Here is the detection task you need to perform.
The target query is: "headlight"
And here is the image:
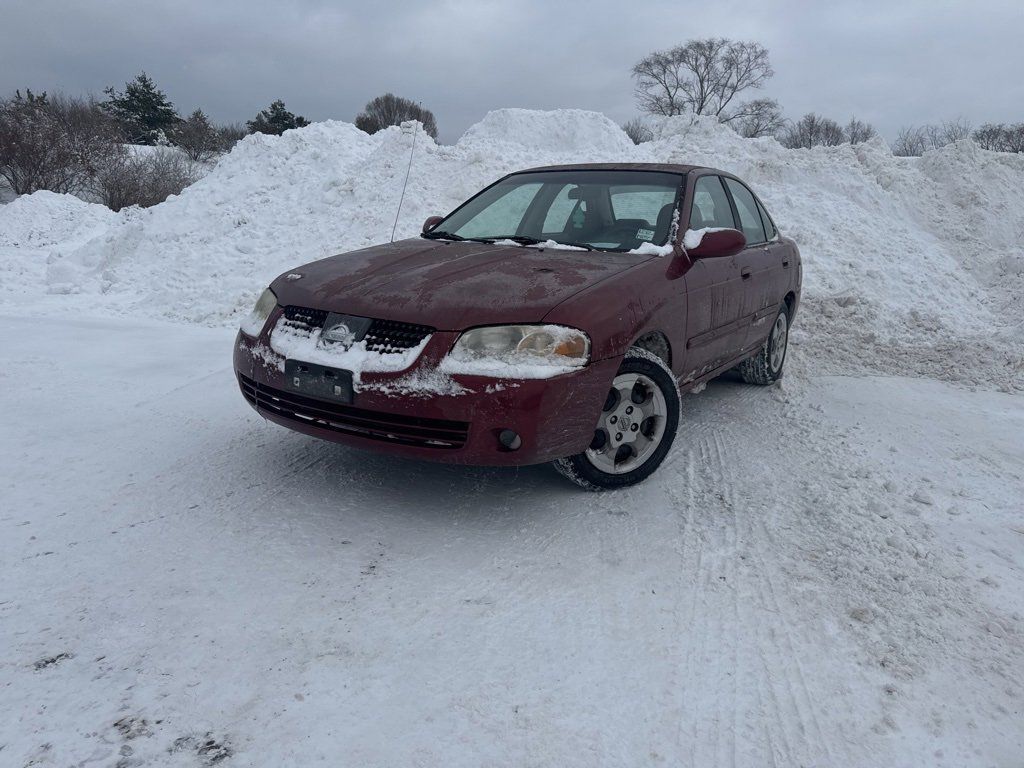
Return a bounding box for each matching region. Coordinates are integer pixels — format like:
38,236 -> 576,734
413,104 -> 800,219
448,324 -> 590,375
240,287 -> 277,337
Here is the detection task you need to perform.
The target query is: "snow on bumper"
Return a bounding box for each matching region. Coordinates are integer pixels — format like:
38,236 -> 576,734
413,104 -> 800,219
234,325 -> 618,466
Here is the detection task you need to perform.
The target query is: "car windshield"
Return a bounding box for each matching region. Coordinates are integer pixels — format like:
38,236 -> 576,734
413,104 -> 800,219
426,170 -> 683,252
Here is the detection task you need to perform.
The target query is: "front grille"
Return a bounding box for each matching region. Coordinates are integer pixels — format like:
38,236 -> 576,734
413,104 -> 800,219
363,319 -> 434,353
283,305 -> 328,328
238,373 -> 468,449
281,306 -> 434,353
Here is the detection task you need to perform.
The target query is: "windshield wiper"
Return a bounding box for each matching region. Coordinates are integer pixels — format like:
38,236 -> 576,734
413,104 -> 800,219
554,240 -> 596,251
494,235 -> 595,251
421,231 -> 501,244
421,230 -> 466,241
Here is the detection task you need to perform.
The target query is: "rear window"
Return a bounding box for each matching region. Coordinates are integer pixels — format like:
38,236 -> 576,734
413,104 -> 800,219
690,176 -> 736,230
610,185 -> 677,223
724,178 -> 767,245
756,198 -> 777,239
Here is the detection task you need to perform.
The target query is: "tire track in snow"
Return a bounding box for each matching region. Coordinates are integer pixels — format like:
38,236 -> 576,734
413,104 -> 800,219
659,387 -> 798,768
661,381 -> 846,767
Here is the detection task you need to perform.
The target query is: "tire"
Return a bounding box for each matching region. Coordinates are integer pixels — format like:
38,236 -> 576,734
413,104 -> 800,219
553,347 -> 680,491
737,303 -> 790,385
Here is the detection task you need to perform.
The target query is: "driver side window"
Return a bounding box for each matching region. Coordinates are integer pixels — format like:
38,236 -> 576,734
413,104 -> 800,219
457,183 -> 542,238
542,184 -> 581,233
689,176 -> 735,230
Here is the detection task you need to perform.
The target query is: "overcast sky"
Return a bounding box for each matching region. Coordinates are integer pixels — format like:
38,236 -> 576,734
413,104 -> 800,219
3,0 -> 1022,144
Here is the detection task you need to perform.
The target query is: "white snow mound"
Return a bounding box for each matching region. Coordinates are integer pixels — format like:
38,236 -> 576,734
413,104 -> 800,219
0,109 -> 1021,389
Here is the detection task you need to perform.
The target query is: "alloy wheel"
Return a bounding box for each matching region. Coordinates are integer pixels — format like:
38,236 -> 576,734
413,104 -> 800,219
770,312 -> 788,373
585,372 -> 668,474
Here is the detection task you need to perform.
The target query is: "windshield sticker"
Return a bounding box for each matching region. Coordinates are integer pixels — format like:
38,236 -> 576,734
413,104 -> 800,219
637,228 -> 656,241
571,208 -> 586,229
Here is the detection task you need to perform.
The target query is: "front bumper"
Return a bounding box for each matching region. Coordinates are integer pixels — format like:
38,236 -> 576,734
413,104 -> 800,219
233,326 -> 619,466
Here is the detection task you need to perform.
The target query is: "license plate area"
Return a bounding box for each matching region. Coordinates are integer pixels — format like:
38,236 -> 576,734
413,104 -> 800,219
284,360 -> 354,404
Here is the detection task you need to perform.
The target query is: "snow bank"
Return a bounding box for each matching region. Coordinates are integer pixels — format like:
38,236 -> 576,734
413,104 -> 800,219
0,191 -> 117,298
1,109 -> 1021,388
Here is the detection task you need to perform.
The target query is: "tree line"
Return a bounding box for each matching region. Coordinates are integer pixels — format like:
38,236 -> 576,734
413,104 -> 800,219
5,53 -> 1021,209
0,72 -> 438,208
625,38 -> 1024,157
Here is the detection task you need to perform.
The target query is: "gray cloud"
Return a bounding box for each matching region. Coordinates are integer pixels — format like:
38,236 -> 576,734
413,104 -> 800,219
2,0 -> 1022,144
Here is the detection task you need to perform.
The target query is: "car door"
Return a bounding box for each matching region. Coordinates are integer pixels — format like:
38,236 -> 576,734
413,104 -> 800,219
722,177 -> 779,349
681,174 -> 748,381
754,194 -> 793,322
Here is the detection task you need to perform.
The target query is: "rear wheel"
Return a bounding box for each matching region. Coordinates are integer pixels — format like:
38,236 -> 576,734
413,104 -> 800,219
554,348 -> 680,491
737,304 -> 789,385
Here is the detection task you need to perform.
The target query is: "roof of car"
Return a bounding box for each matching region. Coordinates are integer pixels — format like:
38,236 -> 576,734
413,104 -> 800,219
518,162 -> 720,176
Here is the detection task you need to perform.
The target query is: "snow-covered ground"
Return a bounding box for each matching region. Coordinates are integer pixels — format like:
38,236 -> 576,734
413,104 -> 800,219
1,110 -> 1022,766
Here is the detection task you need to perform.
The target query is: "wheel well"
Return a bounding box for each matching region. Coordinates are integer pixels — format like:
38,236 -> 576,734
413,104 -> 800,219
631,331 -> 671,367
784,291 -> 795,313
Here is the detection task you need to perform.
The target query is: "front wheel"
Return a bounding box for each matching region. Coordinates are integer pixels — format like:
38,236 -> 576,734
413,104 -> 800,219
553,347 -> 680,491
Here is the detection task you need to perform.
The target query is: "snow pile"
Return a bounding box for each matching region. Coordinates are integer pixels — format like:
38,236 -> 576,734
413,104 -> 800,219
0,191 -> 117,297
459,107 -> 635,157
1,109 -> 1021,388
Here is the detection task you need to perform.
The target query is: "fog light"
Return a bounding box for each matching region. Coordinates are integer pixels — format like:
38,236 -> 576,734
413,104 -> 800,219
498,429 -> 522,451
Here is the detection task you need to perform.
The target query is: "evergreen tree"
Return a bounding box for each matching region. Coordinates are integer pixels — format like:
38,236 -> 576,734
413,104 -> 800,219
102,72 -> 180,145
246,100 -> 309,135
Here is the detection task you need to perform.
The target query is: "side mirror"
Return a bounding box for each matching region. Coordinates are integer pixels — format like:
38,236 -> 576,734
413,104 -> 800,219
685,228 -> 746,259
422,215 -> 444,234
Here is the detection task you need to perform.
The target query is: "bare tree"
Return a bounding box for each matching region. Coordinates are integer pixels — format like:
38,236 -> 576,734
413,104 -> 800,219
892,125 -> 928,156
1006,124 -> 1024,153
780,113 -> 846,149
844,117 -> 876,144
216,123 -> 247,152
92,146 -> 199,211
923,118 -> 972,149
972,122 -> 1024,153
621,117 -> 653,144
894,118 -> 974,156
632,39 -> 774,124
734,98 -> 785,138
355,93 -> 438,139
170,109 -> 221,162
0,90 -> 121,195
972,123 -> 1005,151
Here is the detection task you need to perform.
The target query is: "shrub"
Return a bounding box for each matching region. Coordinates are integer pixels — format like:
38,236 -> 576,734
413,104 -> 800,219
92,146 -> 198,211
170,109 -> 220,162
0,90 -> 121,195
780,113 -> 846,148
733,98 -> 785,138
622,117 -> 653,144
971,123 -> 1024,153
355,93 -> 438,139
215,122 -> 247,152
893,119 -> 973,156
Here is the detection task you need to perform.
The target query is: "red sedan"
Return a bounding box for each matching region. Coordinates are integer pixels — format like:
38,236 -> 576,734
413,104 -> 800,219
234,164 -> 801,489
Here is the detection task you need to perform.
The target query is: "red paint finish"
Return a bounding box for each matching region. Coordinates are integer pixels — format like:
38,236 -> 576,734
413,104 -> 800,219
235,163 -> 801,465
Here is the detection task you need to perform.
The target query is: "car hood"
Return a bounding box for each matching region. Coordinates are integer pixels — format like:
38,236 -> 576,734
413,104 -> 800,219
269,238 -> 654,330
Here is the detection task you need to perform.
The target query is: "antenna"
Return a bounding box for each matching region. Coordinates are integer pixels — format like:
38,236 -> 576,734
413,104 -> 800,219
390,119 -> 419,242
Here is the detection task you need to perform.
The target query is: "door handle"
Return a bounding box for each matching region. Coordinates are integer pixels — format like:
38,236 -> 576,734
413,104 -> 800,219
741,268 -> 752,280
